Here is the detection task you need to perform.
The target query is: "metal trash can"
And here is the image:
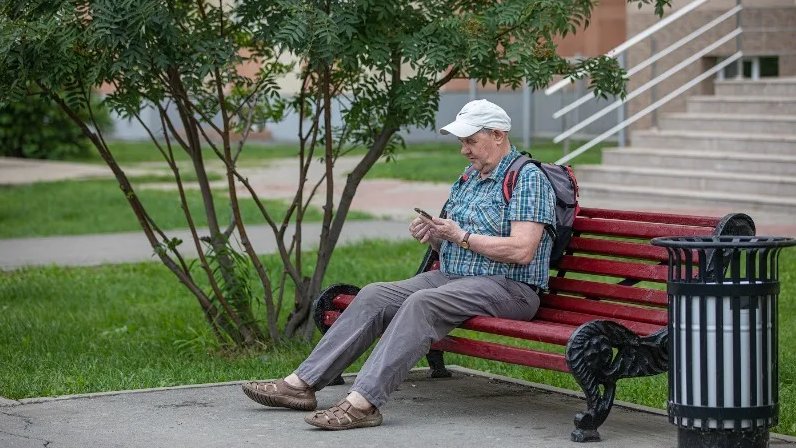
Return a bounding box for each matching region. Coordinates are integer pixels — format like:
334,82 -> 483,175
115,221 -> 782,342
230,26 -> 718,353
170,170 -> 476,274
651,236 -> 795,448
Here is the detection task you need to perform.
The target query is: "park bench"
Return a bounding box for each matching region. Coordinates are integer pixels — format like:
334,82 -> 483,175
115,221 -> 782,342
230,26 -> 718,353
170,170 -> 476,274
313,207 -> 755,442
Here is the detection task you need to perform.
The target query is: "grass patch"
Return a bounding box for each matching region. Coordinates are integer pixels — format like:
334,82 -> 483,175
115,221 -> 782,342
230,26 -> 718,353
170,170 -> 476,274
70,140 -> 304,166
0,239 -> 428,399
72,139 -> 601,185
0,179 -> 371,238
1,240 -> 794,435
366,140 -> 604,183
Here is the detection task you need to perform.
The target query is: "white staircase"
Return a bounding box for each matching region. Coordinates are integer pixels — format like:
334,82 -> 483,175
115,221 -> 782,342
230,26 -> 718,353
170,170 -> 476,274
577,78 -> 796,217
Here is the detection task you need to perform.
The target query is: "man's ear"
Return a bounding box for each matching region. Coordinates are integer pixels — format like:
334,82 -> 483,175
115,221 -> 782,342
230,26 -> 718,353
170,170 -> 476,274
493,129 -> 506,144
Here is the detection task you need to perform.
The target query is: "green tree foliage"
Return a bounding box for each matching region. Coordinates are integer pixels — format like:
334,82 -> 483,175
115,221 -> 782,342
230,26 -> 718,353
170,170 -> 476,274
0,85 -> 111,160
0,0 -> 669,346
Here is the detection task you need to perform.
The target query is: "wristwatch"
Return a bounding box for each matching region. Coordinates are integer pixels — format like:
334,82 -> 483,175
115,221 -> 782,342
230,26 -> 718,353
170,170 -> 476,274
458,231 -> 471,250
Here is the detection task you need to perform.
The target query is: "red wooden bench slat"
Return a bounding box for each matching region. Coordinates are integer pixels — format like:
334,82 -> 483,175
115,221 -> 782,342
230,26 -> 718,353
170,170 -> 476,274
573,217 -> 714,239
432,336 -> 570,372
459,316 -> 574,346
324,310 -> 341,328
324,309 -> 576,346
567,236 -> 671,262
534,308 -> 663,336
578,207 -> 720,228
547,277 -> 668,307
332,294 -> 355,308
556,255 -> 668,282
541,294 -> 667,326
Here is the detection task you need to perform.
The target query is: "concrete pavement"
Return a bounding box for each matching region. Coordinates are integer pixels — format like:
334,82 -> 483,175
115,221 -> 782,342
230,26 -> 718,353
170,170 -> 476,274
6,367 -> 795,448
0,221 -> 414,270
1,154 -> 794,270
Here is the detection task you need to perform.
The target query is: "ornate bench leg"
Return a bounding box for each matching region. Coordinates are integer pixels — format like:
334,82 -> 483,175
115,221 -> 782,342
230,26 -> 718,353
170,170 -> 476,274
426,349 -> 452,378
312,284 -> 362,387
565,321 -> 668,443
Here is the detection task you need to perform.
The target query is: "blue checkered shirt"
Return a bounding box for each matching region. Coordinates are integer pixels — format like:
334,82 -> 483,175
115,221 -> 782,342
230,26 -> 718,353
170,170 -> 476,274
439,146 -> 556,288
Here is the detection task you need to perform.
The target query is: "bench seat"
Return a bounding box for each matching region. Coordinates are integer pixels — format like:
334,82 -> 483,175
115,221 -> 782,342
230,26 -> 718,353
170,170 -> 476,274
313,207 -> 755,442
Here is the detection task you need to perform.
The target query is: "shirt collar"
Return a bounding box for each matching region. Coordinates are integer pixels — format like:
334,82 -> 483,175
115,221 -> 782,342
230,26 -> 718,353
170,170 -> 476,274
480,145 -> 520,182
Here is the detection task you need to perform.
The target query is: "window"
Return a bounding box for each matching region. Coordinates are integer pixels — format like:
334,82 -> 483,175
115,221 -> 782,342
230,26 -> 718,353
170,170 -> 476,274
716,56 -> 779,80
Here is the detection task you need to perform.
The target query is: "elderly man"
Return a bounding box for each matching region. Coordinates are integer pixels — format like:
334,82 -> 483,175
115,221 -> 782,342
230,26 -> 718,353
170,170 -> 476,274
242,99 -> 556,430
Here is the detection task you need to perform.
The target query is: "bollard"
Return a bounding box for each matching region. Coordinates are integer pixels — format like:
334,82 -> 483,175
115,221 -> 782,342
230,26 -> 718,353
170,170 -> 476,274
651,236 -> 795,448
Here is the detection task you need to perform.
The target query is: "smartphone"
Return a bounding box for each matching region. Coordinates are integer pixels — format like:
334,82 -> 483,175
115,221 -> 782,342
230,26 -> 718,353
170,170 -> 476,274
414,207 -> 433,219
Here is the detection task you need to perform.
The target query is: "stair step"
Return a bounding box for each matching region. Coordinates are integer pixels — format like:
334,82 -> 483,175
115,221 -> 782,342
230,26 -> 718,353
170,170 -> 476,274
601,148 -> 796,175
687,95 -> 796,115
578,182 -> 796,216
715,78 -> 796,97
631,130 -> 796,155
576,165 -> 796,196
659,113 -> 796,135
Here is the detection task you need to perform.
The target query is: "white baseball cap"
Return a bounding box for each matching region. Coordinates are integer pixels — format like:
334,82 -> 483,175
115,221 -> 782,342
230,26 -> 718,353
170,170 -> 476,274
440,99 -> 511,138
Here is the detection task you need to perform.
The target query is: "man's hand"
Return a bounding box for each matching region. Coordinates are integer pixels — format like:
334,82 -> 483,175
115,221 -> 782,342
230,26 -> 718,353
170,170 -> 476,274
409,216 -> 437,246
419,216 -> 465,244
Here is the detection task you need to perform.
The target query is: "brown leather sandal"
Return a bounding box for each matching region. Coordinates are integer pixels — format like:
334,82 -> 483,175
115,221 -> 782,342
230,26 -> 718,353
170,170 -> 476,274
241,379 -> 317,411
304,399 -> 383,430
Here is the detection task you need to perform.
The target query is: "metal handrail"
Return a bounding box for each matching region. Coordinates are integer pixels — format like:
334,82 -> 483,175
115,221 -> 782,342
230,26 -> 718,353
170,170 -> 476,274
544,0 -> 709,95
555,52 -> 742,165
547,0 -> 744,165
553,5 -> 743,120
553,28 -> 742,144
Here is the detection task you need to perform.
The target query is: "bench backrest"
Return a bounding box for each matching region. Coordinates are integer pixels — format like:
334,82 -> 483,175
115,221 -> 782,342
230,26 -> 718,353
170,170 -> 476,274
416,208 -> 756,334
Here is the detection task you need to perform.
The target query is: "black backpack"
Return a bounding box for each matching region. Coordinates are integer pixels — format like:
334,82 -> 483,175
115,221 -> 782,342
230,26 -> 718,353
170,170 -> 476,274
459,152 -> 580,266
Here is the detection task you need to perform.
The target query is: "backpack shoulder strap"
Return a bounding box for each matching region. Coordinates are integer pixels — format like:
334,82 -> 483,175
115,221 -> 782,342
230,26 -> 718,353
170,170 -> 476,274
506,152 -> 557,240
502,153 -> 533,203
458,164 -> 478,184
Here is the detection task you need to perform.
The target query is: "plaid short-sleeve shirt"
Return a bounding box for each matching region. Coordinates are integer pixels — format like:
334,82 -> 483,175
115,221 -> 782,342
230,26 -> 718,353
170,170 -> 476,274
439,146 -> 556,288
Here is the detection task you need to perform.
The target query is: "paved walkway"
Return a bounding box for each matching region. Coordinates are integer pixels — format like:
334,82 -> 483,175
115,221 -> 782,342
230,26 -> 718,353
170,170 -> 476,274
1,155 -> 794,270
0,221 -> 413,270
3,367 -> 794,448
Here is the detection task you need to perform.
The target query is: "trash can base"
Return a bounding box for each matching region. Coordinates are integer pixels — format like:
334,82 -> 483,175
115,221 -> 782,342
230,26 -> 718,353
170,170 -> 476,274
571,428 -> 600,443
677,427 -> 768,448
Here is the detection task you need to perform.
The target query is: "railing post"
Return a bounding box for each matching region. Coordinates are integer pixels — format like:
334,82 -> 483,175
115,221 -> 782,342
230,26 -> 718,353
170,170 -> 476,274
650,37 -> 658,128
617,52 -> 627,148
468,78 -> 477,101
562,85 -> 570,155
736,0 -> 743,79
574,66 -> 583,143
522,80 -> 533,151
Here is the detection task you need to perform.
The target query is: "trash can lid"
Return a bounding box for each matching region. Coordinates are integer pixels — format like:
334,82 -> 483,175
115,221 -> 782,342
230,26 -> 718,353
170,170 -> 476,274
651,236 -> 796,249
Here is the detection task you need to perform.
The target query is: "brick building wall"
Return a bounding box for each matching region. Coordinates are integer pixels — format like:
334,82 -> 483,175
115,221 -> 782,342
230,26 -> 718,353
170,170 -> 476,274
444,0 -> 628,93
626,0 -> 796,131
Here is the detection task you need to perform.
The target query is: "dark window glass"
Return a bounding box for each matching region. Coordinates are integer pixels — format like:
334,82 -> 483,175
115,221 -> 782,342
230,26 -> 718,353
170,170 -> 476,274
760,56 -> 779,77
742,60 -> 753,78
723,60 -> 739,79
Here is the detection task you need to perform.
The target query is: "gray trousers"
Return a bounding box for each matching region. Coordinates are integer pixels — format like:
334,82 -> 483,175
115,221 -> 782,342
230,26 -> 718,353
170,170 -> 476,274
295,270 -> 540,409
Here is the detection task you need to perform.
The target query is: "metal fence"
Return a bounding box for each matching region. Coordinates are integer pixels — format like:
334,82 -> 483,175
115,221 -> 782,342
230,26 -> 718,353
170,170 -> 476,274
107,88 -> 620,149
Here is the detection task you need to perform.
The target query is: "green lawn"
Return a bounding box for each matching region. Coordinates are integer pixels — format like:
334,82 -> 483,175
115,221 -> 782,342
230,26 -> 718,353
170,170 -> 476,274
0,240 -> 427,398
74,139 -> 601,184
0,139 -> 597,239
0,179 -> 371,238
366,140 -> 604,183
72,140 -> 305,166
1,240 -> 794,435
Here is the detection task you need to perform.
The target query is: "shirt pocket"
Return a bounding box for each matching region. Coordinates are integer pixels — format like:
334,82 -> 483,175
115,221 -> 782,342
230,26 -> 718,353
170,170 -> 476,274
472,199 -> 505,236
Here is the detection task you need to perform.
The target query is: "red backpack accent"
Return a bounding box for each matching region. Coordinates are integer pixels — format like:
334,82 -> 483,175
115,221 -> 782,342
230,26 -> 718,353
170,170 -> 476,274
458,152 -> 580,265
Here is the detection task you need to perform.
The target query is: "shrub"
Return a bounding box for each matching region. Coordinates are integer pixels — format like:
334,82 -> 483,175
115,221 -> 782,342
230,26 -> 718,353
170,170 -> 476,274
0,85 -> 111,160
